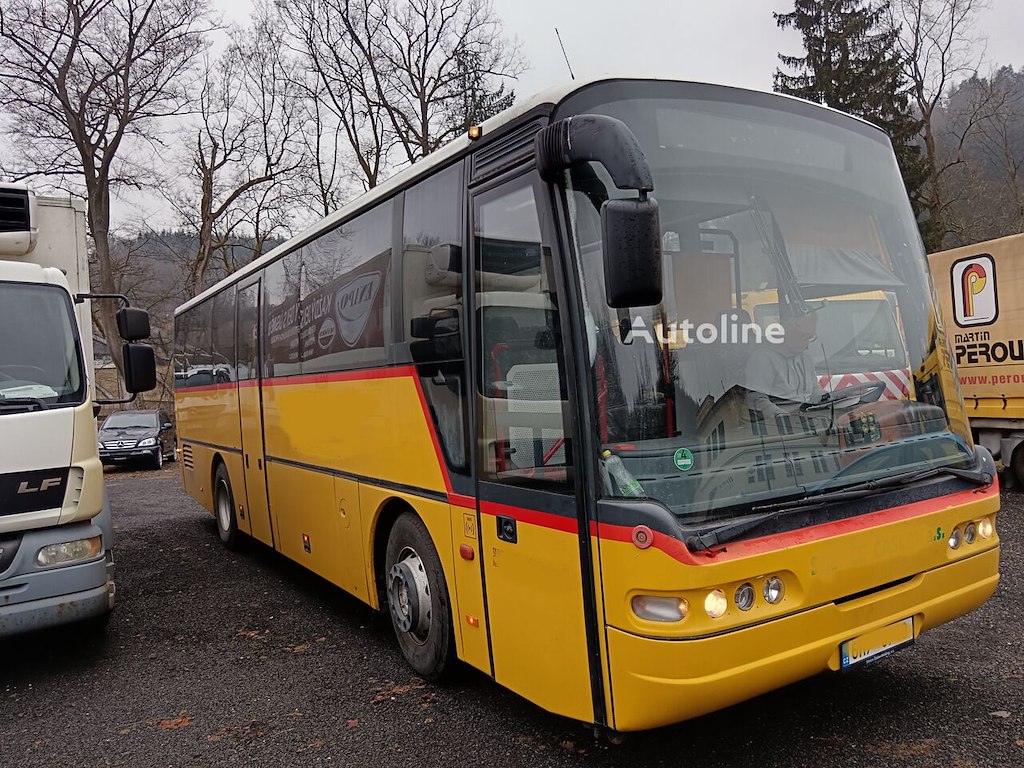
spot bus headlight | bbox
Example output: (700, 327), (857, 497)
(978, 518), (994, 539)
(763, 576), (785, 605)
(704, 589), (728, 619)
(735, 583), (755, 611)
(631, 595), (688, 622)
(964, 522), (977, 545)
(948, 527), (963, 549)
(36, 536), (102, 567)
(138, 438), (157, 447)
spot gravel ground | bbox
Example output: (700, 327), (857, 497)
(1, 464), (1021, 767)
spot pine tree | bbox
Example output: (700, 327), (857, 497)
(774, 1), (931, 243)
(444, 48), (516, 136)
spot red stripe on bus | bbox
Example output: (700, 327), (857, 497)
(478, 499), (579, 534)
(594, 481), (999, 564)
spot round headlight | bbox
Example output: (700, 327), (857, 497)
(735, 583), (755, 611)
(763, 576), (785, 605)
(705, 589), (728, 619)
(964, 522), (977, 545)
(948, 527), (963, 549)
(978, 518), (994, 539)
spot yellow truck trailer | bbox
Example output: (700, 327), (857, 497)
(929, 232), (1024, 481)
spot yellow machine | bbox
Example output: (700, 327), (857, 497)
(175, 78), (1000, 734)
(929, 233), (1024, 480)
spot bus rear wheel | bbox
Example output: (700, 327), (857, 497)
(384, 513), (453, 680)
(214, 463), (239, 549)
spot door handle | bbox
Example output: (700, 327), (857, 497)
(257, 458), (263, 470)
(245, 453), (249, 468)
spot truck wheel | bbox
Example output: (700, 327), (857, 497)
(214, 463), (239, 549)
(1011, 445), (1024, 489)
(384, 513), (454, 680)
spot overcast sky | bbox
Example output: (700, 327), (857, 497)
(215, 0), (1023, 96)
(111, 0), (1024, 227)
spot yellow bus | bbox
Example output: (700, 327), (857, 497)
(174, 78), (1000, 734)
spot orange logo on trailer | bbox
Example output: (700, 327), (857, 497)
(951, 255), (998, 327)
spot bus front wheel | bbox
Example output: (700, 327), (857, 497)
(214, 463), (239, 549)
(384, 513), (454, 680)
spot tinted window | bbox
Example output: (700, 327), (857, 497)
(403, 163), (467, 470)
(474, 176), (574, 491)
(264, 201), (393, 378)
(173, 300), (220, 388)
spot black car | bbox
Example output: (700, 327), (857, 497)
(98, 409), (176, 469)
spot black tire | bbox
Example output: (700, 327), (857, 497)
(167, 445), (177, 462)
(152, 448), (163, 470)
(384, 512), (454, 680)
(213, 463), (239, 549)
(1011, 444), (1024, 489)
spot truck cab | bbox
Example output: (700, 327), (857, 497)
(0, 183), (155, 636)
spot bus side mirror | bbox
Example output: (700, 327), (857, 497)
(117, 306), (151, 341)
(122, 343), (157, 393)
(602, 197), (663, 308)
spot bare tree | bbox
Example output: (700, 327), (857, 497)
(0, 0), (213, 377)
(168, 5), (303, 294)
(889, 0), (988, 248)
(280, 0), (522, 199)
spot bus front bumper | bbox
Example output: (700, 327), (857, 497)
(606, 546), (999, 732)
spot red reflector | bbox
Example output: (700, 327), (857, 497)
(466, 615), (480, 627)
(459, 544), (475, 560)
(613, 444), (637, 451)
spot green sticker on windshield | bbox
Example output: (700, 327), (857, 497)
(674, 448), (694, 472)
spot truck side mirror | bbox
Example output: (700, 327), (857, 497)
(122, 343), (157, 393)
(409, 309), (462, 370)
(602, 197), (663, 308)
(117, 306), (151, 341)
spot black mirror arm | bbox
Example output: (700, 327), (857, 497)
(536, 115), (655, 193)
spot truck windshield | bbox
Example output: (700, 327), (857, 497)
(0, 282), (85, 411)
(559, 82), (973, 523)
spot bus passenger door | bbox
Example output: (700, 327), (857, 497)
(235, 279), (273, 547)
(471, 172), (595, 724)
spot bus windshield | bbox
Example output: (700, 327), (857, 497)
(0, 282), (84, 412)
(560, 83), (973, 523)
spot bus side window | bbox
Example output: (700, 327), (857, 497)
(474, 176), (574, 492)
(403, 163), (468, 472)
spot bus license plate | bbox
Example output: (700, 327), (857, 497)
(840, 617), (914, 670)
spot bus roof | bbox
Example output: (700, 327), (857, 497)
(175, 75), (883, 317)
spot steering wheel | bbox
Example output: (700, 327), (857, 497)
(801, 380), (887, 412)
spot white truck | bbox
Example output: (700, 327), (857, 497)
(0, 183), (155, 636)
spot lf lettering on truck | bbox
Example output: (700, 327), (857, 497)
(929, 231), (1024, 483)
(0, 183), (157, 637)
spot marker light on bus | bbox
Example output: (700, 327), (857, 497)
(36, 536), (102, 567)
(734, 583), (756, 611)
(763, 576), (785, 605)
(631, 595), (688, 622)
(948, 527), (963, 549)
(978, 518), (994, 539)
(704, 589), (728, 619)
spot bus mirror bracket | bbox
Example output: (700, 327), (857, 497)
(535, 114), (663, 308)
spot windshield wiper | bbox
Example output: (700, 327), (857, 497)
(685, 465), (993, 552)
(0, 393), (50, 411)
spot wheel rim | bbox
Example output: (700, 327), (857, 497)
(216, 481), (231, 532)
(387, 546), (432, 645)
